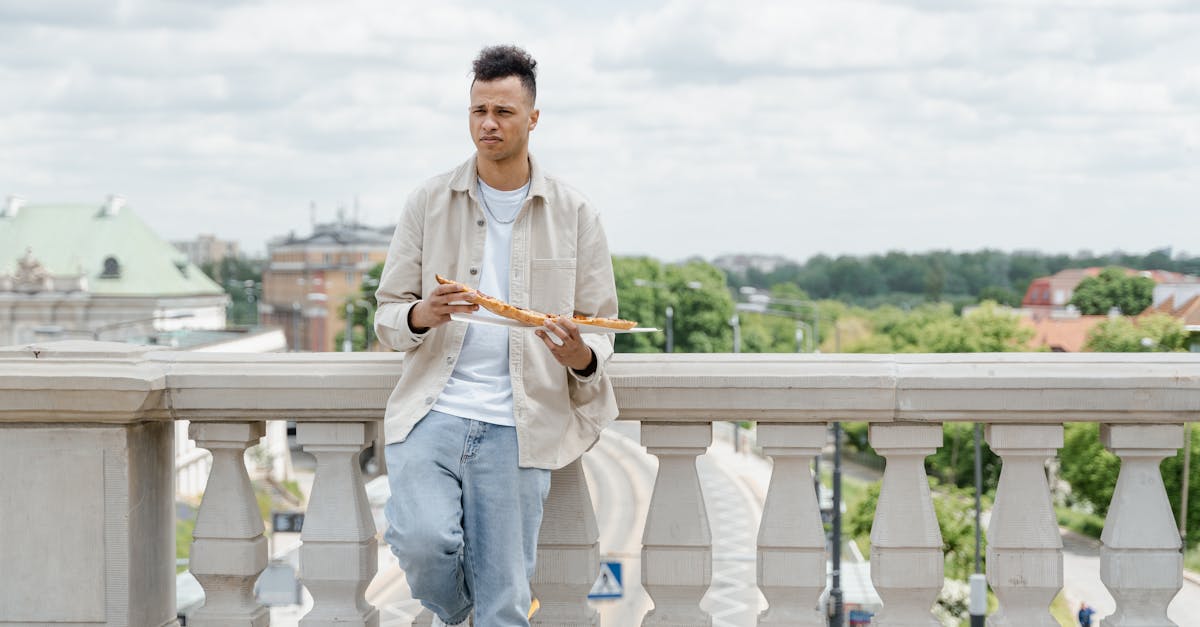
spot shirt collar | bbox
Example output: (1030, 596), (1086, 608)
(449, 153), (548, 201)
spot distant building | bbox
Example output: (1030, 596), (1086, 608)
(0, 195), (227, 345)
(260, 213), (391, 351)
(712, 253), (794, 277)
(1144, 282), (1200, 352)
(172, 234), (240, 267)
(1022, 267), (1199, 315)
(1019, 313), (1109, 352)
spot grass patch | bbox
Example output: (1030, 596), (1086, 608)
(1186, 545), (1200, 573)
(1056, 506), (1105, 540)
(1049, 591), (1076, 626)
(176, 517), (195, 574)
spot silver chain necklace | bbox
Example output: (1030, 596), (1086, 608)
(478, 180), (526, 225)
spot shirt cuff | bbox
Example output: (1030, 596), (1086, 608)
(375, 301), (428, 351)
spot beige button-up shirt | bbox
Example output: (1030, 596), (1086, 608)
(374, 154), (620, 469)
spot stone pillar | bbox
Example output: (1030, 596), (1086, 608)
(868, 423), (944, 626)
(0, 342), (178, 627)
(1100, 424), (1184, 627)
(533, 457), (601, 626)
(297, 421), (380, 627)
(640, 422), (713, 626)
(986, 424), (1063, 627)
(755, 423), (826, 626)
(189, 421), (270, 627)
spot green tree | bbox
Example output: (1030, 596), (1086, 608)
(336, 262), (383, 351)
(977, 285), (1022, 307)
(1070, 267), (1154, 315)
(1086, 313), (1189, 352)
(200, 256), (264, 326)
(613, 256), (669, 353)
(613, 257), (735, 353)
(1059, 423), (1200, 548)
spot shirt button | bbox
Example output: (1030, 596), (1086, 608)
(445, 356), (453, 364)
(476, 219), (485, 227)
(469, 267), (478, 275)
(424, 396), (433, 405)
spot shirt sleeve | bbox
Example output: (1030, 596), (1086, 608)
(374, 190), (429, 352)
(568, 208), (617, 384)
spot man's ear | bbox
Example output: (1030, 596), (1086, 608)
(529, 108), (539, 132)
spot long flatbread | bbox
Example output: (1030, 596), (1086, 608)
(435, 274), (637, 330)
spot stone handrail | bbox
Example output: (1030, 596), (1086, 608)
(1, 341), (1197, 626)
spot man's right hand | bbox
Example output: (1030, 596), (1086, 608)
(408, 283), (480, 332)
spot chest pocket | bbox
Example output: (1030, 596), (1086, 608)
(530, 258), (576, 316)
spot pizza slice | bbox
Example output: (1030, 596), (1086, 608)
(435, 274), (637, 330)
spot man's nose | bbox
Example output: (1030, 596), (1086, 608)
(481, 114), (499, 130)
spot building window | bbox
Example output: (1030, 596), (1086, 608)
(100, 256), (121, 278)
(346, 272), (355, 285)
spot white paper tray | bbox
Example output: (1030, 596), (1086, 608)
(450, 312), (658, 334)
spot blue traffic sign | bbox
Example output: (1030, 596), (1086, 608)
(587, 561), (623, 600)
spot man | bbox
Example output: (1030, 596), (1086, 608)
(1077, 602), (1095, 626)
(374, 45), (619, 627)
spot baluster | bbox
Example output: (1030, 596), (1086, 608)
(756, 423), (826, 625)
(640, 422), (712, 626)
(533, 457), (601, 626)
(986, 424), (1063, 626)
(1100, 424), (1184, 626)
(868, 423), (944, 626)
(188, 422), (269, 627)
(297, 422), (379, 626)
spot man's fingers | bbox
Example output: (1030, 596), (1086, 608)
(536, 328), (565, 348)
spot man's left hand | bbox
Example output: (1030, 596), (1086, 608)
(535, 317), (593, 371)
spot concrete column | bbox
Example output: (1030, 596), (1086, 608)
(756, 423), (826, 626)
(533, 457), (601, 626)
(869, 423), (944, 626)
(986, 424), (1063, 626)
(640, 422), (712, 626)
(1100, 424), (1184, 626)
(188, 421), (269, 627)
(297, 422), (380, 627)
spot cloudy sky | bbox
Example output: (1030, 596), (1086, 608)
(2, 0), (1197, 261)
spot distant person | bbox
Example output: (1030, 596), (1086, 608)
(374, 45), (620, 627)
(1078, 602), (1095, 626)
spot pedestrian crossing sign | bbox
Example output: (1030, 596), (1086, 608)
(587, 561), (623, 600)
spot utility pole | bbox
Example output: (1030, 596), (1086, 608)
(829, 422), (844, 627)
(1183, 423), (1193, 551)
(969, 423), (986, 626)
(343, 302), (354, 352)
(665, 305), (674, 353)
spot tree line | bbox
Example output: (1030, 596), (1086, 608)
(724, 247), (1199, 308)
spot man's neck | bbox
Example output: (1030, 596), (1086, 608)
(476, 153), (530, 191)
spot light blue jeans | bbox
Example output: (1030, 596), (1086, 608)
(384, 410), (551, 627)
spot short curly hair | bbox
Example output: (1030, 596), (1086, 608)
(472, 45), (537, 104)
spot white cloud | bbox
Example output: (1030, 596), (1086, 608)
(0, 0), (1195, 262)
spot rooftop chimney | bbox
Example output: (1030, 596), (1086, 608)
(101, 194), (125, 217)
(2, 194), (24, 218)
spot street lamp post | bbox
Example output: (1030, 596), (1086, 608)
(829, 421), (844, 627)
(632, 278), (700, 353)
(970, 423), (987, 626)
(665, 305), (674, 353)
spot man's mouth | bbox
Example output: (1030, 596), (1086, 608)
(481, 136), (501, 144)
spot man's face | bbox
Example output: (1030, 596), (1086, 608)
(469, 76), (539, 164)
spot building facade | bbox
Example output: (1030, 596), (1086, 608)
(172, 233), (240, 267)
(0, 195), (228, 345)
(260, 216), (391, 351)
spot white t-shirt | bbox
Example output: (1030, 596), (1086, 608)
(431, 178), (529, 426)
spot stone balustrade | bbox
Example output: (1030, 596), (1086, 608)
(0, 343), (1197, 626)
